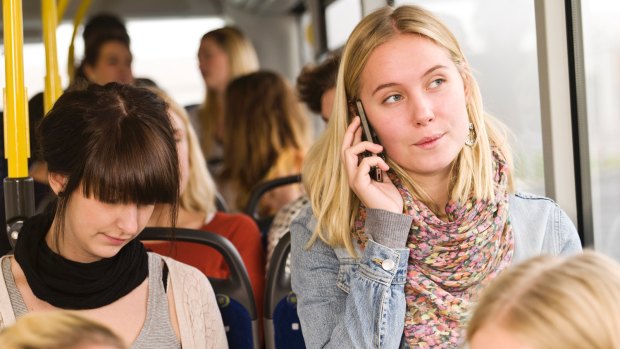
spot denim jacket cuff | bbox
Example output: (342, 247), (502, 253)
(365, 208), (413, 248)
(359, 240), (409, 286)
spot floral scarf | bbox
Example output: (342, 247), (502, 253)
(352, 150), (514, 348)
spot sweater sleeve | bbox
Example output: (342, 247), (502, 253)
(365, 208), (413, 248)
(0, 256), (17, 329)
(164, 256), (229, 349)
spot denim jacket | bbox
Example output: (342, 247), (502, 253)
(290, 192), (582, 349)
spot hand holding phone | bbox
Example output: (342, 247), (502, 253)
(342, 103), (402, 213)
(355, 100), (384, 182)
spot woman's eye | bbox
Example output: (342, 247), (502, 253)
(107, 57), (119, 66)
(429, 78), (445, 89)
(383, 94), (403, 104)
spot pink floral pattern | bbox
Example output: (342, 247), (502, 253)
(353, 150), (514, 348)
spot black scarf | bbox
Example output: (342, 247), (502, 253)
(14, 211), (149, 310)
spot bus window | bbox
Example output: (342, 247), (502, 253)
(581, 2), (620, 260)
(0, 16), (224, 110)
(127, 17), (224, 106)
(325, 0), (362, 51)
(395, 0), (545, 195)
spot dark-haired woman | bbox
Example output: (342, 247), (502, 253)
(0, 84), (227, 348)
(73, 32), (133, 87)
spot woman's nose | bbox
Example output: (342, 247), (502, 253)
(116, 205), (140, 235)
(410, 94), (435, 126)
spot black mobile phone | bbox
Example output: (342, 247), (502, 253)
(355, 99), (383, 182)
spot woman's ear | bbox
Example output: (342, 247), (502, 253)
(459, 66), (471, 100)
(48, 172), (68, 195)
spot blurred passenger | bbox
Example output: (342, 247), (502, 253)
(266, 53), (340, 265)
(296, 52), (341, 121)
(220, 71), (309, 216)
(146, 87), (265, 318)
(467, 251), (620, 349)
(194, 26), (259, 170)
(72, 32), (133, 87)
(82, 13), (129, 48)
(0, 311), (127, 349)
(71, 13), (130, 84)
(0, 84), (227, 348)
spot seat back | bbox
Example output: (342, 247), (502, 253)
(264, 232), (305, 349)
(140, 227), (260, 349)
(244, 174), (302, 242)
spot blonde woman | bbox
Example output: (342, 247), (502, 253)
(146, 88), (265, 318)
(195, 26), (259, 168)
(290, 5), (581, 348)
(220, 70), (309, 216)
(468, 251), (620, 349)
(0, 311), (127, 349)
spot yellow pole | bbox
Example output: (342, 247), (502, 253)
(67, 0), (92, 84)
(42, 0), (63, 113)
(57, 0), (69, 22)
(2, 0), (30, 178)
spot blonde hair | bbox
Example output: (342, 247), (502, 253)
(303, 5), (513, 255)
(198, 26), (260, 155)
(150, 87), (218, 216)
(467, 251), (620, 349)
(0, 311), (127, 349)
(222, 71), (309, 210)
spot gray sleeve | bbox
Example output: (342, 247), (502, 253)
(365, 208), (412, 248)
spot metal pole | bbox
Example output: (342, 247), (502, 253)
(3, 0), (36, 248)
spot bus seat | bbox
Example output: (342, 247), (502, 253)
(244, 174), (302, 244)
(140, 227), (260, 349)
(264, 231), (305, 349)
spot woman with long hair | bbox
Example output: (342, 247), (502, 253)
(195, 26), (259, 168)
(147, 87), (265, 319)
(0, 84), (227, 348)
(220, 70), (309, 216)
(291, 5), (581, 348)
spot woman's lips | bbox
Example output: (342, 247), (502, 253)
(414, 133), (444, 148)
(102, 234), (127, 245)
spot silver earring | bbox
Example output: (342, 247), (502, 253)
(465, 122), (476, 146)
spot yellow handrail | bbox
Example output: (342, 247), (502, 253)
(42, 0), (63, 113)
(3, 0), (30, 178)
(57, 0), (69, 22)
(67, 0), (92, 84)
